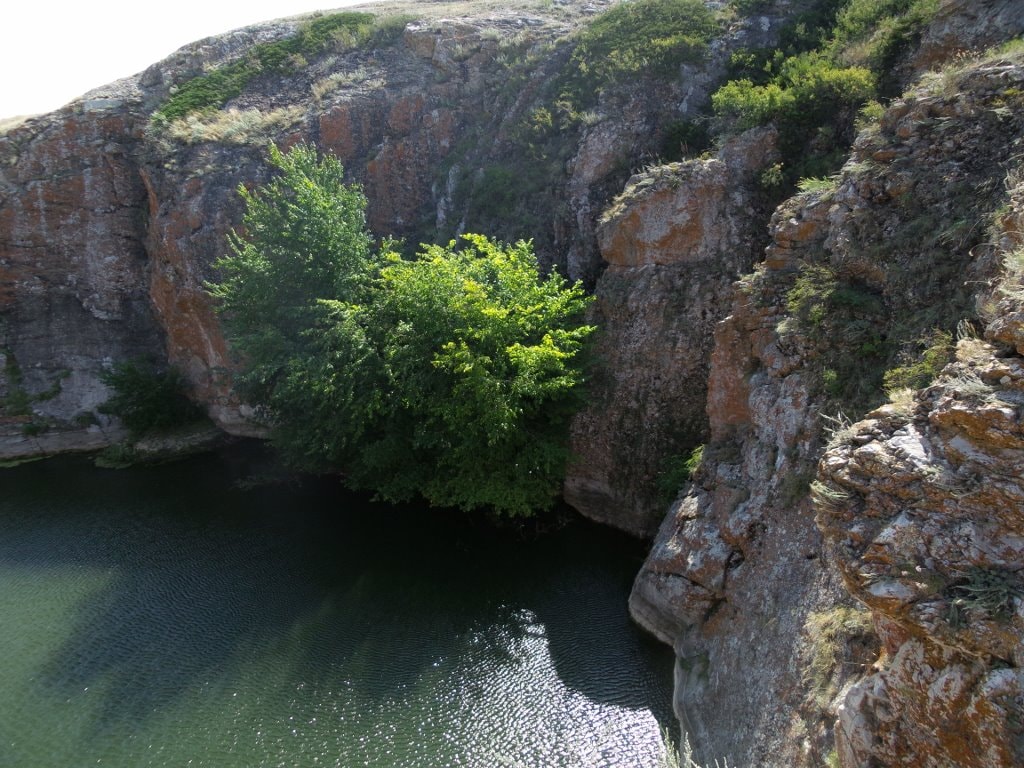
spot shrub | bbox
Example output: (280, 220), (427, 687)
(830, 0), (939, 93)
(560, 0), (718, 109)
(786, 264), (889, 411)
(657, 444), (705, 500)
(710, 0), (938, 184)
(883, 329), (954, 393)
(660, 119), (712, 161)
(153, 12), (398, 124)
(712, 52), (874, 133)
(1, 349), (30, 417)
(211, 145), (595, 516)
(98, 362), (204, 436)
(94, 443), (141, 469)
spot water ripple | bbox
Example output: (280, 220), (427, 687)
(0, 448), (674, 767)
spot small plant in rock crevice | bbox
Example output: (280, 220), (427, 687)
(805, 604), (875, 708)
(945, 567), (1023, 628)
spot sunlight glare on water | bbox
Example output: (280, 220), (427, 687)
(0, 447), (674, 767)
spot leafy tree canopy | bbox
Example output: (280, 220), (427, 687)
(210, 144), (595, 516)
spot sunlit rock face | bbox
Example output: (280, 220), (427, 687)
(818, 126), (1024, 768)
(630, 17), (1024, 767)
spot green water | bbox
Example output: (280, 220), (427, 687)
(0, 446), (674, 767)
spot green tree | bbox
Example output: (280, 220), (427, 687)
(352, 235), (594, 515)
(98, 361), (204, 436)
(211, 145), (595, 516)
(208, 142), (374, 408)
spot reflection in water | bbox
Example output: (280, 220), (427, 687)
(0, 446), (674, 767)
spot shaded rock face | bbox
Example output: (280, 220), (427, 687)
(817, 141), (1024, 768)
(913, 0), (1024, 71)
(628, 187), (846, 766)
(0, 104), (163, 452)
(564, 129), (778, 536)
(630, 43), (1024, 768)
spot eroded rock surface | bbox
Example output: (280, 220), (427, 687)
(631, 41), (1024, 768)
(817, 142), (1024, 768)
(565, 128), (777, 536)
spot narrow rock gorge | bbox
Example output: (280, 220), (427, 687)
(4, 1), (1024, 765)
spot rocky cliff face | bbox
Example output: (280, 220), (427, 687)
(816, 72), (1024, 767)
(5, 1), (1024, 766)
(0, 0), (787, 525)
(630, 23), (1024, 767)
(0, 1), (626, 455)
(0, 101), (161, 454)
(565, 128), (778, 536)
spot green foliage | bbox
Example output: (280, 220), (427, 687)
(20, 420), (49, 436)
(796, 175), (839, 193)
(660, 120), (711, 161)
(208, 142), (374, 406)
(712, 51), (874, 133)
(711, 0), (938, 185)
(153, 12), (391, 123)
(883, 329), (954, 393)
(786, 264), (889, 411)
(729, 0), (774, 15)
(560, 0), (718, 110)
(98, 362), (204, 436)
(1, 350), (67, 418)
(657, 443), (705, 500)
(829, 0), (938, 93)
(1, 349), (30, 417)
(355, 236), (595, 514)
(211, 145), (595, 517)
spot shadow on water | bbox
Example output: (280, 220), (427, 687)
(0, 443), (674, 740)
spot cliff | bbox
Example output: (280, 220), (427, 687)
(629, 10), (1024, 765)
(4, 1), (1024, 766)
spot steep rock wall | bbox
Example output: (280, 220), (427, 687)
(631, 36), (1024, 768)
(816, 65), (1024, 768)
(0, 0), (793, 543)
(0, 4), (618, 452)
(0, 101), (161, 454)
(565, 129), (778, 536)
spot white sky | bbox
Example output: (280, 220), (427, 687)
(1, 1), (377, 119)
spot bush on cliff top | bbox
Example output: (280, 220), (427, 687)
(153, 11), (406, 124)
(210, 144), (595, 516)
(559, 0), (718, 110)
(712, 0), (939, 184)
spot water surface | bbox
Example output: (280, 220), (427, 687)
(0, 446), (673, 767)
